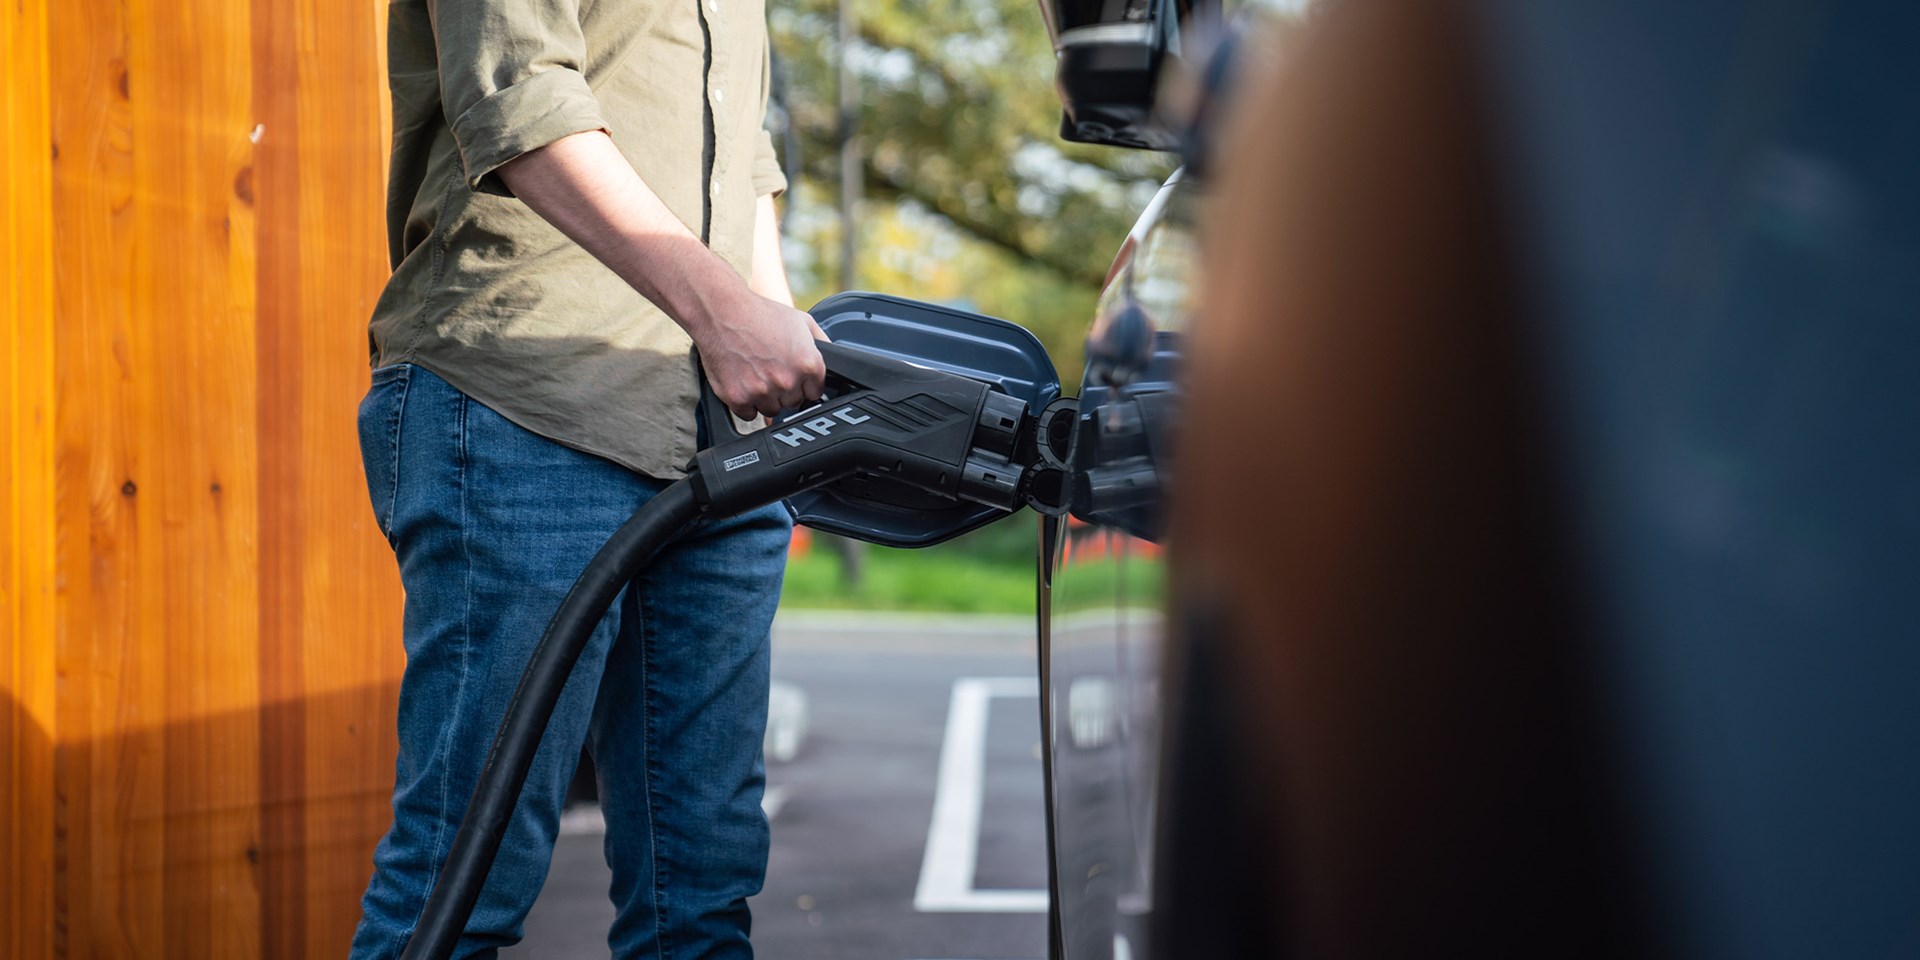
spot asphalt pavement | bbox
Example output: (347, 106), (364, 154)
(503, 612), (1050, 960)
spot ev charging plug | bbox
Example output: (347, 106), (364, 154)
(691, 341), (1065, 519)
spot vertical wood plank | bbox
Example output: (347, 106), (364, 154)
(1, 1), (58, 958)
(47, 0), (145, 950)
(292, 0), (410, 940)
(250, 0), (310, 950)
(125, 0), (263, 956)
(47, 0), (267, 954)
(254, 0), (405, 954)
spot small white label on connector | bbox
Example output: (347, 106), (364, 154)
(723, 450), (761, 471)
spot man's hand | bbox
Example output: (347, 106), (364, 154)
(694, 192), (828, 419)
(496, 131), (825, 418)
(696, 290), (826, 420)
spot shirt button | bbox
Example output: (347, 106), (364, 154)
(711, 180), (723, 198)
(713, 87), (725, 104)
(707, 0), (719, 13)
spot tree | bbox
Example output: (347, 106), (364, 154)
(768, 0), (1178, 390)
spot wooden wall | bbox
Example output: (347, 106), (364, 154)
(2, 1), (406, 956)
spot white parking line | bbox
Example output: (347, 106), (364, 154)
(913, 677), (1049, 914)
(762, 785), (791, 821)
(557, 805), (607, 837)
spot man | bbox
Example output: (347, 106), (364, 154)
(349, 1), (821, 957)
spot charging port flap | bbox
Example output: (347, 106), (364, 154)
(786, 293), (1063, 548)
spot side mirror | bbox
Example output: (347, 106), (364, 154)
(1041, 0), (1197, 150)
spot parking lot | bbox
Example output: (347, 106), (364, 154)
(506, 613), (1050, 960)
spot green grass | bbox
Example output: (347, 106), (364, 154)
(776, 535), (1166, 615)
(778, 546), (1036, 614)
(1049, 553), (1167, 614)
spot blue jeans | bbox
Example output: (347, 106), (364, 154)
(349, 364), (791, 959)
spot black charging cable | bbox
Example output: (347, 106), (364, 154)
(398, 479), (704, 960)
(398, 340), (1054, 960)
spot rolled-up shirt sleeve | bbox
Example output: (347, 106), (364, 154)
(751, 130), (787, 199)
(428, 0), (608, 196)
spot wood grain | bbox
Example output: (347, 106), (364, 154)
(5, 0), (404, 956)
(251, 0), (403, 954)
(3, 1), (59, 958)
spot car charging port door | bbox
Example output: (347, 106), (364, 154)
(780, 292), (1064, 548)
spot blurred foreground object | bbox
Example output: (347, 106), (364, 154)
(1165, 0), (1920, 956)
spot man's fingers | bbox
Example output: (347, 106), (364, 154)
(794, 376), (824, 409)
(779, 385), (812, 414)
(720, 383), (786, 421)
(801, 349), (827, 401)
(707, 323), (827, 424)
(721, 380), (768, 423)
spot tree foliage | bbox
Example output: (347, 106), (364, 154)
(769, 0), (1177, 387)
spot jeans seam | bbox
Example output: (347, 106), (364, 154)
(380, 366), (413, 542)
(419, 386), (475, 921)
(638, 585), (670, 960)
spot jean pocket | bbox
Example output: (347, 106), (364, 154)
(358, 363), (413, 541)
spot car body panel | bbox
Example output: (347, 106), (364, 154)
(1039, 172), (1197, 960)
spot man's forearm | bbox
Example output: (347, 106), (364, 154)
(496, 129), (824, 417)
(748, 194), (795, 307)
(748, 195), (832, 341)
(496, 130), (748, 341)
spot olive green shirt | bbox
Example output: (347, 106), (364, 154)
(370, 0), (787, 479)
